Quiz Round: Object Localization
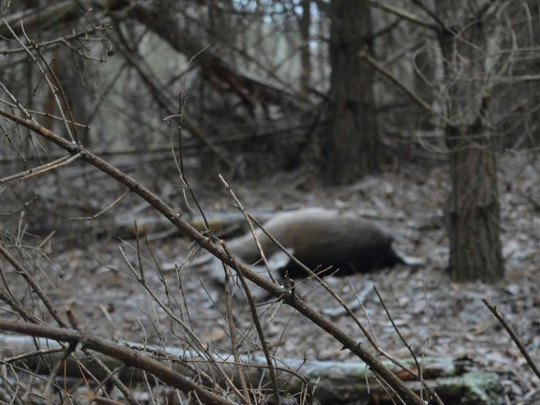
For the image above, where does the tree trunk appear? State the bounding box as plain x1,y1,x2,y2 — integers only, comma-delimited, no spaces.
325,0,378,184
298,0,311,96
436,2,504,282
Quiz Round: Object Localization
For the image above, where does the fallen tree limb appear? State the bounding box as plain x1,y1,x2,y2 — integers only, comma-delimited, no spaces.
114,210,276,240
0,333,503,404
0,320,233,405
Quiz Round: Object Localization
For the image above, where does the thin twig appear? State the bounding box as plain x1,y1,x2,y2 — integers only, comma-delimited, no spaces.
363,0,439,30
15,22,80,144
43,342,76,400
67,308,141,405
0,153,81,184
0,24,110,55
374,287,423,398
70,189,130,220
0,243,68,328
218,178,282,404
360,49,433,113
236,265,282,405
483,299,540,382
409,0,445,29
218,175,279,284
222,261,253,405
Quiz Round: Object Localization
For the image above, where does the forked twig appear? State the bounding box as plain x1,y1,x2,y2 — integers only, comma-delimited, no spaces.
0,153,81,184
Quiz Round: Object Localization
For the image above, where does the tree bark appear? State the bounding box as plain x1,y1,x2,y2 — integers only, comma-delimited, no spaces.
436,2,504,282
325,0,379,184
298,0,312,95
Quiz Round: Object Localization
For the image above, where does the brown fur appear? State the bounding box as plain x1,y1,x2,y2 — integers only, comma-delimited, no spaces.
225,207,405,278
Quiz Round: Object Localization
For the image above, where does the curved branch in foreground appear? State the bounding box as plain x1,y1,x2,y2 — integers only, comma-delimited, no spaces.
0,109,425,405
0,318,232,405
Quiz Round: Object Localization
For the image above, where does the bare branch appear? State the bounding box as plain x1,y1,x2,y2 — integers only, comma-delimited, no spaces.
0,108,426,405
359,49,433,113
483,299,540,382
0,242,68,328
0,318,235,405
363,0,440,30
0,153,81,184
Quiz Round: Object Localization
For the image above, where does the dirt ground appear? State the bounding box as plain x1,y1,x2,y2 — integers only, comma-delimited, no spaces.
2,153,539,403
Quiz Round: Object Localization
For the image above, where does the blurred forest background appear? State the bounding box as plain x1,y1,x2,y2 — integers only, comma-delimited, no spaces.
0,1,539,404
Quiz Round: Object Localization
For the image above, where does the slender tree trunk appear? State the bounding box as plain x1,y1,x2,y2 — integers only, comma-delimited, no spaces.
325,0,378,184
436,2,504,282
299,0,311,95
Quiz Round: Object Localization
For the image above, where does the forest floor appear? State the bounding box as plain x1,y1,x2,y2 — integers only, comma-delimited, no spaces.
3,152,539,404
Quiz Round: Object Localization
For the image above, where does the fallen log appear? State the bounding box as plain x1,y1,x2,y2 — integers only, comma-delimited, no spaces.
0,334,503,404
113,210,276,240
